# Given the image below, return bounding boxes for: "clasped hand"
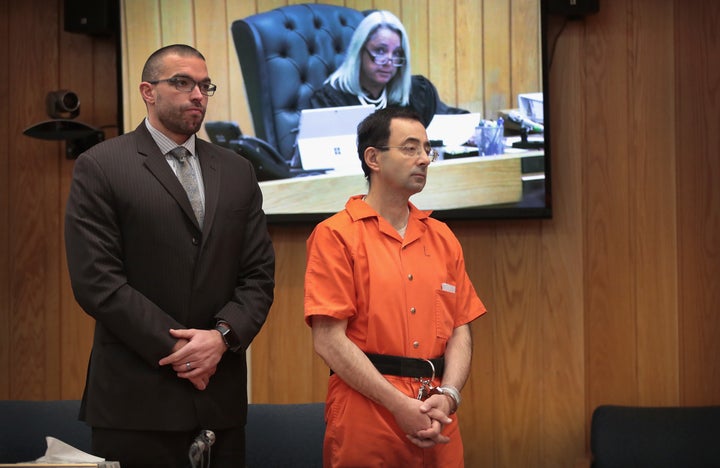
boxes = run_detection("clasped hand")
[158,328,225,390]
[395,394,455,448]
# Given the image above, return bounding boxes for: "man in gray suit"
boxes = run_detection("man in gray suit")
[64,44,275,467]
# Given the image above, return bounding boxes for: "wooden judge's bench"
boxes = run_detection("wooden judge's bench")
[259,149,544,216]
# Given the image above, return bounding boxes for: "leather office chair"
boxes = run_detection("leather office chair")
[586,405,720,468]
[231,4,366,165]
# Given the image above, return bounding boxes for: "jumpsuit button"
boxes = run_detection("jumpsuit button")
[192,237,200,245]
[408,273,413,280]
[410,307,416,314]
[413,341,420,349]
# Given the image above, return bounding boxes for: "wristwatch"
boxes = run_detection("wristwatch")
[214,321,240,350]
[428,385,462,414]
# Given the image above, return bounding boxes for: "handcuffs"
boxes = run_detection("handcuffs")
[416,359,461,414]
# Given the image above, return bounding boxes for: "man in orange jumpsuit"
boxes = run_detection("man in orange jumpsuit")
[305,107,487,467]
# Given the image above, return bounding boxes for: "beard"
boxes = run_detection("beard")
[156,100,206,137]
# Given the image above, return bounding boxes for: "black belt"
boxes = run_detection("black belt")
[367,353,444,378]
[331,353,444,378]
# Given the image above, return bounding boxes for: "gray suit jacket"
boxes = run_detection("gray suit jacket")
[65,122,275,431]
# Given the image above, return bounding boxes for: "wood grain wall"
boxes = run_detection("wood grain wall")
[0,0,117,400]
[1,1,719,467]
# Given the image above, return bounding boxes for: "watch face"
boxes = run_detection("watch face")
[216,323,238,349]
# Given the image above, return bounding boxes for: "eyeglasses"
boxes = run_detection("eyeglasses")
[364,48,406,67]
[147,76,217,96]
[376,145,439,162]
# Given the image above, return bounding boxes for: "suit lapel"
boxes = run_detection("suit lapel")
[135,123,202,231]
[197,140,219,240]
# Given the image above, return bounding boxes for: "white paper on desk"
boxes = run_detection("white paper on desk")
[426,113,481,147]
[35,436,106,463]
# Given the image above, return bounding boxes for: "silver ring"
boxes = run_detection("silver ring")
[185,362,191,370]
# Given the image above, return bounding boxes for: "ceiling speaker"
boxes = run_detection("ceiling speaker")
[64,0,119,36]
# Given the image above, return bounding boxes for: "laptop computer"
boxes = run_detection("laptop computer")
[296,105,375,174]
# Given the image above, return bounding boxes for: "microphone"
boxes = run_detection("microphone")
[188,429,215,468]
[194,429,215,452]
[506,110,544,133]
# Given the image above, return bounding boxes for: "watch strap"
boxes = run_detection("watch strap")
[215,321,239,350]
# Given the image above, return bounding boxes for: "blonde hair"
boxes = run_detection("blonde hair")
[325,11,412,105]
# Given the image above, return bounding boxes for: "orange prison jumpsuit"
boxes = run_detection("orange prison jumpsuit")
[305,196,487,467]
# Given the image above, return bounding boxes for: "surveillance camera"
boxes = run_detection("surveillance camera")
[46,90,80,119]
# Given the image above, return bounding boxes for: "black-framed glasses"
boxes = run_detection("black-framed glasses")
[147,76,217,96]
[376,145,439,162]
[364,48,406,67]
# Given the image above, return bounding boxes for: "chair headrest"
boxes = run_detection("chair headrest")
[232,4,366,161]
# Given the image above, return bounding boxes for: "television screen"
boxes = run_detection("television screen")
[118,1,551,222]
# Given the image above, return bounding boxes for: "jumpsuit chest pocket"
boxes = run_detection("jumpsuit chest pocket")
[434,289,456,340]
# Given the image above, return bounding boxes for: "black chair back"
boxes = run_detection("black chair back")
[246,402,325,467]
[0,400,90,462]
[231,4,365,163]
[590,405,720,468]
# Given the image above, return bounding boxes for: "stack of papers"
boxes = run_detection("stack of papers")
[426,113,481,147]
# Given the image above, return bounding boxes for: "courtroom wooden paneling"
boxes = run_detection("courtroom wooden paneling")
[0,0,114,400]
[448,221,499,467]
[0,0,10,399]
[2,1,720,468]
[10,0,64,400]
[120,0,160,134]
[584,0,637,411]
[675,0,720,405]
[583,0,681,414]
[540,15,586,465]
[250,224,327,403]
[490,220,547,467]
[630,0,678,406]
